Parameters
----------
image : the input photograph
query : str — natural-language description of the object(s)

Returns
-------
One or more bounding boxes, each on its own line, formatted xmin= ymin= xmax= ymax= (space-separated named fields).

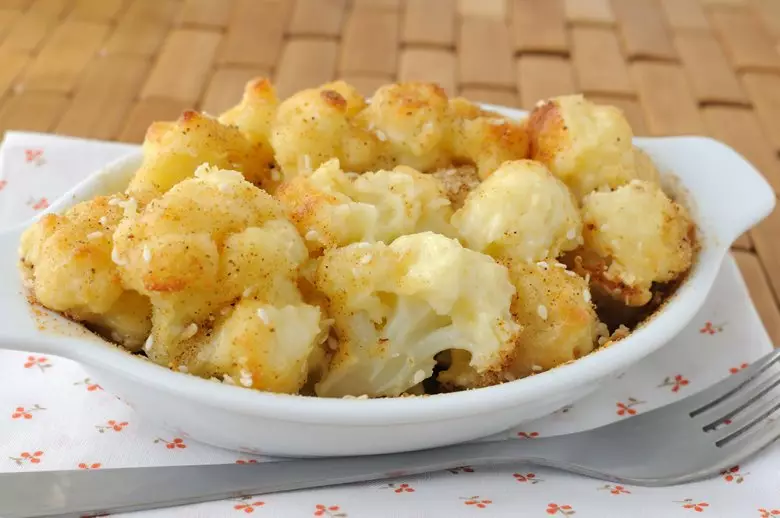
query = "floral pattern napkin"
xmin=0 ymin=131 xmax=778 ymax=518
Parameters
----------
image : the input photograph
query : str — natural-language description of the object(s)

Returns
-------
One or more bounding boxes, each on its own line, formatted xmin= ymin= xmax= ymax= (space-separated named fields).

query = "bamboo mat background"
xmin=0 ymin=0 xmax=778 ymax=344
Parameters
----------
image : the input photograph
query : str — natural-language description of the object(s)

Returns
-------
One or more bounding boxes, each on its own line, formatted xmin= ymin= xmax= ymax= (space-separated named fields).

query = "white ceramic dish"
xmin=0 ymin=105 xmax=775 ymax=457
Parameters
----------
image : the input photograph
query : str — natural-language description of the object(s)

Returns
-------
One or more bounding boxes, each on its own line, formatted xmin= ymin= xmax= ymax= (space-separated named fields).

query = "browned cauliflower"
xmin=271 ymin=81 xmax=390 ymax=178
xmin=113 ymin=165 xmax=325 ymax=392
xmin=314 ymin=232 xmax=519 ymax=397
xmin=452 ymin=160 xmax=582 ymax=263
xmin=126 ymin=111 xmax=271 ymax=203
xmin=527 ymin=95 xmax=637 ymax=199
xmin=19 ymin=196 xmax=152 ymax=350
xmin=575 ymin=180 xmax=695 ymax=306
xmin=275 ymin=159 xmax=454 ymax=254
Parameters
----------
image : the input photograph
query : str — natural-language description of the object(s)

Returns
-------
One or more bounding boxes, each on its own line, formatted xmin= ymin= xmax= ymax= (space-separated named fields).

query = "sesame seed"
xmin=305 ymin=229 xmax=320 ymax=242
xmin=257 ymin=308 xmax=270 ymax=325
xmin=177 ymin=365 xmax=189 ymax=373
xmin=583 ymin=288 xmax=591 ymax=303
xmin=87 ymin=231 xmax=103 ymax=240
xmin=180 ymin=323 xmax=198 ymax=340
xmin=413 ymin=369 xmax=426 ymax=385
xmin=566 ymin=228 xmax=576 ymax=240
xmin=360 ymin=253 xmax=372 ymax=264
xmin=375 ymin=130 xmax=387 ymax=142
xmin=537 ymin=304 xmax=548 ymax=320
xmin=531 ymin=365 xmax=543 ymax=372
xmin=239 ymin=369 xmax=253 ymax=387
xmin=223 ymin=374 xmax=236 ymax=385
xmin=98 ymin=216 xmax=108 ymax=225
xmin=143 ymin=334 xmax=154 ymax=353
xmin=142 ymin=245 xmax=151 ymax=262
xmin=536 ymin=261 xmax=549 ymax=270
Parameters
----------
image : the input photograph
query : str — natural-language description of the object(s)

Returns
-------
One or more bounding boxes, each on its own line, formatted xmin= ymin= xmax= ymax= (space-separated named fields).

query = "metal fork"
xmin=4 ymin=348 xmax=780 ymax=518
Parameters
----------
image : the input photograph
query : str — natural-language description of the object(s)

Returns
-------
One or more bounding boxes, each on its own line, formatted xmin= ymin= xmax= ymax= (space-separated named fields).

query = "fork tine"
xmin=715 ymin=396 xmax=780 ymax=447
xmin=689 ymin=348 xmax=780 ymax=418
xmin=702 ymin=369 xmax=780 ymax=431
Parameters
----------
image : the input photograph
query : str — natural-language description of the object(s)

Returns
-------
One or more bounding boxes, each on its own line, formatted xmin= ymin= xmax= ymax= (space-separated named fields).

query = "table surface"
xmin=0 ymin=0 xmax=777 ymax=345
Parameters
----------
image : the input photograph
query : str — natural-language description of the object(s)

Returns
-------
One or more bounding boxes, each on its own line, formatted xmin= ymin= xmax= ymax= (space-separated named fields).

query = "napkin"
xmin=0 ymin=131 xmax=778 ymax=518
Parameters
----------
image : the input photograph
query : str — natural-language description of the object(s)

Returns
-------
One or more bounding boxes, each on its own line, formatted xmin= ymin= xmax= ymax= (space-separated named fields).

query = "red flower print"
xmin=9 ymin=450 xmax=43 ymax=466
xmin=313 ymin=504 xmax=346 ymax=517
xmin=78 ymin=462 xmax=101 ymax=470
xmin=74 ymin=378 xmax=102 ymax=391
xmin=759 ymin=509 xmax=780 ymax=517
xmin=23 ymin=356 xmax=51 ymax=372
xmin=659 ymin=374 xmax=690 ymax=393
xmin=513 ymin=472 xmax=542 ymax=484
xmin=730 ymin=363 xmax=749 ymax=375
xmin=616 ymin=397 xmax=644 ymax=416
xmin=516 ymin=431 xmax=540 ymax=439
xmin=599 ymin=484 xmax=631 ymax=494
xmin=24 ymin=149 xmax=44 ymax=165
xmin=233 ymin=499 xmax=264 ymax=514
xmin=700 ymin=321 xmax=725 ymax=335
xmin=382 ymin=483 xmax=415 ymax=493
xmin=676 ymin=499 xmax=709 ymax=512
xmin=236 ymin=459 xmax=259 ymax=464
xmin=27 ymin=197 xmax=49 ymax=210
xmin=95 ymin=420 xmax=128 ymax=433
xmin=447 ymin=465 xmax=475 ymax=474
xmin=0 ymin=179 xmax=6 ymax=191
xmin=546 ymin=503 xmax=575 ymax=515
xmin=11 ymin=404 xmax=45 ymax=420
xmin=720 ymin=465 xmax=748 ymax=483
xmin=154 ymin=437 xmax=187 ymax=449
xmin=461 ymin=496 xmax=493 ymax=509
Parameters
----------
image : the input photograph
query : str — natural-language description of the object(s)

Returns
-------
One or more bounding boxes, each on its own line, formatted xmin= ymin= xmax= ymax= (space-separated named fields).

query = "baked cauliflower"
xmin=113 ymin=165 xmax=324 ymax=383
xmin=439 ymin=260 xmax=605 ymax=387
xmin=314 ymin=232 xmax=520 ymax=397
xmin=276 ymin=159 xmax=454 ymax=253
xmin=576 ymin=180 xmax=695 ymax=306
xmin=271 ymin=81 xmax=390 ymax=178
xmin=452 ymin=160 xmax=582 ymax=263
xmin=19 ymin=195 xmax=152 ymax=350
xmin=448 ymin=98 xmax=529 ymax=179
xmin=527 ymin=95 xmax=636 ymax=199
xmin=127 ymin=110 xmax=272 ymax=203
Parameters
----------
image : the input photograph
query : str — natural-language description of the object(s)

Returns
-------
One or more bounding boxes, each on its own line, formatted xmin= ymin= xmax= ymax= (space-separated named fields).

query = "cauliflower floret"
xmin=358 ymin=82 xmax=452 ymax=172
xmin=439 ymin=261 xmax=606 ymax=387
xmin=527 ymin=95 xmax=636 ymax=199
xmin=448 ymin=98 xmax=529 ymax=180
xmin=19 ymin=195 xmax=152 ymax=349
xmin=576 ymin=180 xmax=695 ymax=306
xmin=181 ymin=299 xmax=324 ymax=394
xmin=127 ymin=110 xmax=272 ymax=203
xmin=431 ymin=165 xmax=481 ymax=210
xmin=276 ymin=159 xmax=454 ymax=253
xmin=271 ymin=81 xmax=389 ymax=178
xmin=314 ymin=232 xmax=519 ymax=397
xmin=113 ymin=165 xmax=313 ymax=365
xmin=452 ymin=160 xmax=582 ymax=263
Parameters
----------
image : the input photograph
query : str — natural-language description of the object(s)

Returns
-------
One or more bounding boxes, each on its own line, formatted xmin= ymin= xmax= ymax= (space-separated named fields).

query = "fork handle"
xmin=0 ymin=438 xmax=572 ymax=518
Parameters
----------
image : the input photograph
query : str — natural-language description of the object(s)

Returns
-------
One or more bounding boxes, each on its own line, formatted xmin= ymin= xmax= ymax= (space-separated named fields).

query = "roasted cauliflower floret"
xmin=314 ymin=233 xmax=519 ymax=397
xmin=452 ymin=160 xmax=581 ymax=263
xmin=19 ymin=195 xmax=152 ymax=349
xmin=183 ymin=298 xmax=324 ymax=394
xmin=271 ymin=81 xmax=388 ymax=178
xmin=527 ymin=95 xmax=636 ymax=199
xmin=576 ymin=180 xmax=695 ymax=306
xmin=113 ymin=165 xmax=314 ymax=366
xmin=359 ymin=82 xmax=452 ymax=172
xmin=276 ymin=159 xmax=454 ymax=253
xmin=126 ymin=110 xmax=271 ymax=203
xmin=448 ymin=98 xmax=529 ymax=180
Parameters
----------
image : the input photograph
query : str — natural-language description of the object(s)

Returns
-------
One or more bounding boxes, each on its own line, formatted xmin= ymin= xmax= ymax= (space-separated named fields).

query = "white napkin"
xmin=1 ymin=131 xmax=778 ymax=518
